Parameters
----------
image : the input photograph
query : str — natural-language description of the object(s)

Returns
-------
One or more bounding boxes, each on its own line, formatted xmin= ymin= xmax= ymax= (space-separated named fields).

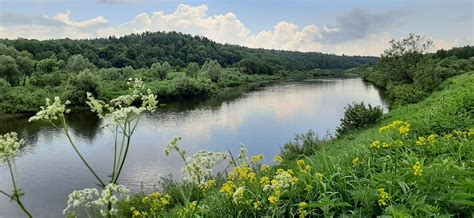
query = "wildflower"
xmin=316 ymin=173 xmax=324 ymax=181
xmin=416 ymin=136 xmax=426 ymax=145
xmin=253 ymin=201 xmax=263 ymax=210
xmin=297 ymin=159 xmax=305 ymax=168
xmin=261 ymin=164 xmax=271 ymax=172
xmin=220 ymin=181 xmax=235 ymax=197
xmin=232 ymin=186 xmax=246 ymax=204
xmin=370 ymin=140 xmax=382 ymax=149
xmin=29 ymin=96 xmax=71 ymax=122
xmin=251 ymin=154 xmax=264 ymax=163
xmin=0 ymin=132 xmax=24 ymax=160
xmin=238 ymin=144 xmax=249 ymax=166
xmin=377 ymin=188 xmax=390 ymax=207
xmin=382 ymin=142 xmax=390 ymax=148
xmin=228 ymin=166 xmax=257 ymax=182
xmin=352 ymin=157 xmax=360 ymax=166
xmin=179 ymin=201 xmax=198 ymax=216
xmin=200 ymin=179 xmax=217 ymax=191
xmin=260 ymin=176 xmax=270 ymax=186
xmin=298 ymin=202 xmax=309 ymax=218
xmin=412 ymin=161 xmax=423 ymax=176
xmin=399 ymin=125 xmax=410 ymax=135
xmin=182 ymin=150 xmax=229 ymax=184
xmin=305 ymin=185 xmax=313 ymax=192
xmin=142 ymin=192 xmax=172 ymax=213
xmin=427 ymin=134 xmax=438 ymax=144
xmin=268 ymin=195 xmax=279 ymax=204
xmin=379 ymin=120 xmax=410 ymax=135
xmin=274 ymin=155 xmax=283 ymax=164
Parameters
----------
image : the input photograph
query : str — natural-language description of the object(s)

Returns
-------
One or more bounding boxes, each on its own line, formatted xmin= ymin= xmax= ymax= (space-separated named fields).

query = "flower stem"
xmin=61 ymin=115 xmax=105 ymax=187
xmin=7 ymin=158 xmax=32 ymax=218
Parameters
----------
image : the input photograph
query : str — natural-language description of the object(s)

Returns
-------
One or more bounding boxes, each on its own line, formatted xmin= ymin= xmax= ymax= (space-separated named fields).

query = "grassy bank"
xmin=117 ymin=72 xmax=473 ymax=217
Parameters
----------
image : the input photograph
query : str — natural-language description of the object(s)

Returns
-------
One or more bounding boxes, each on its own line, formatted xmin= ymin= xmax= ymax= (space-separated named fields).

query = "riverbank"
xmin=0 ymin=69 xmax=342 ymax=117
xmin=119 ymin=72 xmax=473 ymax=217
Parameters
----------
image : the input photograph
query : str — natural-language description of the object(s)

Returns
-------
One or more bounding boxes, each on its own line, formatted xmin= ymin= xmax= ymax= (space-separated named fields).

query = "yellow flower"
xmin=220 ymin=181 xmax=235 ymax=197
xmin=298 ymin=202 xmax=309 ymax=218
xmin=268 ymin=195 xmax=279 ymax=204
xmin=253 ymin=201 xmax=262 ymax=210
xmin=316 ymin=173 xmax=324 ymax=181
xmin=228 ymin=166 xmax=256 ymax=182
xmin=274 ymin=155 xmax=283 ymax=164
xmin=416 ymin=136 xmax=426 ymax=145
xmin=399 ymin=125 xmax=410 ymax=135
xmin=200 ymin=179 xmax=216 ymax=191
xmin=251 ymin=154 xmax=264 ymax=163
xmin=260 ymin=176 xmax=270 ymax=186
xmin=377 ymin=188 xmax=390 ymax=206
xmin=304 ymin=184 xmax=313 ymax=192
xmin=370 ymin=140 xmax=382 ymax=149
xmin=352 ymin=157 xmax=360 ymax=166
xmin=232 ymin=187 xmax=246 ymax=204
xmin=261 ymin=164 xmax=271 ymax=172
xmin=297 ymin=159 xmax=305 ymax=167
xmin=427 ymin=134 xmax=438 ymax=144
xmin=412 ymin=161 xmax=422 ymax=176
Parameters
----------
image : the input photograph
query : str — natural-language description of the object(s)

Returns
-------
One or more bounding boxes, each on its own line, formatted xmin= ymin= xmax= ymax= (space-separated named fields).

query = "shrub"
xmin=281 ymin=130 xmax=326 ymax=159
xmin=336 ymin=102 xmax=383 ymax=136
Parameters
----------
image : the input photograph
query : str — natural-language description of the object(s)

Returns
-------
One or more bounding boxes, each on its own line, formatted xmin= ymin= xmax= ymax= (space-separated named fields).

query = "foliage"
xmin=358 ymin=34 xmax=474 ymax=106
xmin=0 ymin=32 xmax=377 ymax=70
xmin=280 ymin=130 xmax=327 ymax=160
xmin=336 ymin=102 xmax=384 ymax=136
xmin=119 ymin=73 xmax=473 ymax=217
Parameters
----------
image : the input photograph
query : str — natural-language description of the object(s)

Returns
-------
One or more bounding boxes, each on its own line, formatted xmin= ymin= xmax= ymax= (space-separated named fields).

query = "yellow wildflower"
xmin=427 ymin=134 xmax=438 ymax=144
xmin=412 ymin=161 xmax=422 ymax=176
xmin=298 ymin=202 xmax=308 ymax=218
xmin=316 ymin=173 xmax=324 ymax=181
xmin=377 ymin=188 xmax=390 ymax=206
xmin=200 ymin=179 xmax=216 ymax=191
xmin=297 ymin=159 xmax=305 ymax=167
xmin=261 ymin=164 xmax=271 ymax=172
xmin=305 ymin=184 xmax=313 ymax=192
xmin=352 ymin=157 xmax=360 ymax=166
xmin=251 ymin=154 xmax=264 ymax=163
xmin=220 ymin=181 xmax=235 ymax=197
xmin=274 ymin=155 xmax=283 ymax=164
xmin=416 ymin=136 xmax=426 ymax=145
xmin=371 ymin=140 xmax=382 ymax=149
xmin=253 ymin=201 xmax=262 ymax=210
xmin=268 ymin=195 xmax=279 ymax=204
xmin=260 ymin=176 xmax=270 ymax=186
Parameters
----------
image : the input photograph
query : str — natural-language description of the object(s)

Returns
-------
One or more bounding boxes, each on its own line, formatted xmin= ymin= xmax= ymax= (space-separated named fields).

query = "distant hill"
xmin=0 ymin=31 xmax=378 ymax=70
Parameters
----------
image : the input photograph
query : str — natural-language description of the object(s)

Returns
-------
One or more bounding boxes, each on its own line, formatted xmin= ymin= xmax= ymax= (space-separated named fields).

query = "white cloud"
xmin=1 ymin=4 xmax=469 ymax=55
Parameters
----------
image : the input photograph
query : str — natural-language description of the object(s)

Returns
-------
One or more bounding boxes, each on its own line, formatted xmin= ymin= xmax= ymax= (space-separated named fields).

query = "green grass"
xmin=121 ymin=72 xmax=473 ymax=217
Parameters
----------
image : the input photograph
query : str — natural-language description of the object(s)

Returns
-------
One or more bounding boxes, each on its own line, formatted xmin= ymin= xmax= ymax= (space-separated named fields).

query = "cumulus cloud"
xmin=0 ymin=4 xmax=465 ymax=55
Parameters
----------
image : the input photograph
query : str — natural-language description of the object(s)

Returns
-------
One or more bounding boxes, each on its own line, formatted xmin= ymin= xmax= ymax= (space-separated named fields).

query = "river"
xmin=0 ymin=77 xmax=387 ymax=217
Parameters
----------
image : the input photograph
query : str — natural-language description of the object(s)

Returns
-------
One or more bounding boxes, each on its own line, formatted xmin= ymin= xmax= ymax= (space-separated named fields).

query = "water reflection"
xmin=0 ymin=78 xmax=387 ymax=217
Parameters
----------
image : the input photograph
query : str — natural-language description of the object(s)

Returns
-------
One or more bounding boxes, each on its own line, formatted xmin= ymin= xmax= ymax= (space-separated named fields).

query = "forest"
xmin=0 ymin=31 xmax=378 ymax=114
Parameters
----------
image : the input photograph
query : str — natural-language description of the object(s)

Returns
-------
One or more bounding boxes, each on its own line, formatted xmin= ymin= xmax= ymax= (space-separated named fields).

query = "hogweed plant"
xmin=0 ymin=132 xmax=32 ymax=217
xmin=29 ymin=78 xmax=157 ymax=217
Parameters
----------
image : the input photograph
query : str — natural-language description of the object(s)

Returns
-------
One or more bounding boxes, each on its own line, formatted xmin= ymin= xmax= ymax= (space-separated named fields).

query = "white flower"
xmin=0 ymin=132 xmax=25 ymax=160
xmin=63 ymin=183 xmax=129 ymax=216
xmin=182 ymin=150 xmax=229 ymax=184
xmin=29 ymin=96 xmax=71 ymax=122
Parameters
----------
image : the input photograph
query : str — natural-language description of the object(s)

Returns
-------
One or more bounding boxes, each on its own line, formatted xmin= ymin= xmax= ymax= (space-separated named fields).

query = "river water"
xmin=0 ymin=78 xmax=387 ymax=217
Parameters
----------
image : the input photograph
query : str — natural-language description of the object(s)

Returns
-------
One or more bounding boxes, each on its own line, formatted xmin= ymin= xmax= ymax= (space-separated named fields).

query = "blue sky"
xmin=0 ymin=0 xmax=472 ymax=55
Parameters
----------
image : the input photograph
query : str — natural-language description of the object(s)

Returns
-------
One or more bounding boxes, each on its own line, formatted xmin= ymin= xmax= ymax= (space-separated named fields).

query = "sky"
xmin=0 ymin=0 xmax=472 ymax=56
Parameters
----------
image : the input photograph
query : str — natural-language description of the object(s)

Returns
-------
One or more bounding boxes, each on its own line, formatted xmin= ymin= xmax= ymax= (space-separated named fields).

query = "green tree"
xmin=202 ymin=60 xmax=222 ymax=83
xmin=378 ymin=33 xmax=433 ymax=86
xmin=67 ymin=54 xmax=95 ymax=72
xmin=185 ymin=62 xmax=200 ymax=78
xmin=0 ymin=55 xmax=22 ymax=85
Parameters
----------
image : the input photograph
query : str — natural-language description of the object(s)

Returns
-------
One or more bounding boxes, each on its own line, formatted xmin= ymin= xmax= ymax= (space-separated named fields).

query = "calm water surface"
xmin=0 ymin=78 xmax=387 ymax=217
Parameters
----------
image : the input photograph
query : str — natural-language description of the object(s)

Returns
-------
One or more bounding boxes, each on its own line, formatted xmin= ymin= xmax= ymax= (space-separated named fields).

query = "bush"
xmin=336 ymin=102 xmax=383 ymax=136
xmin=281 ymin=130 xmax=326 ymax=159
xmin=387 ymin=84 xmax=427 ymax=106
